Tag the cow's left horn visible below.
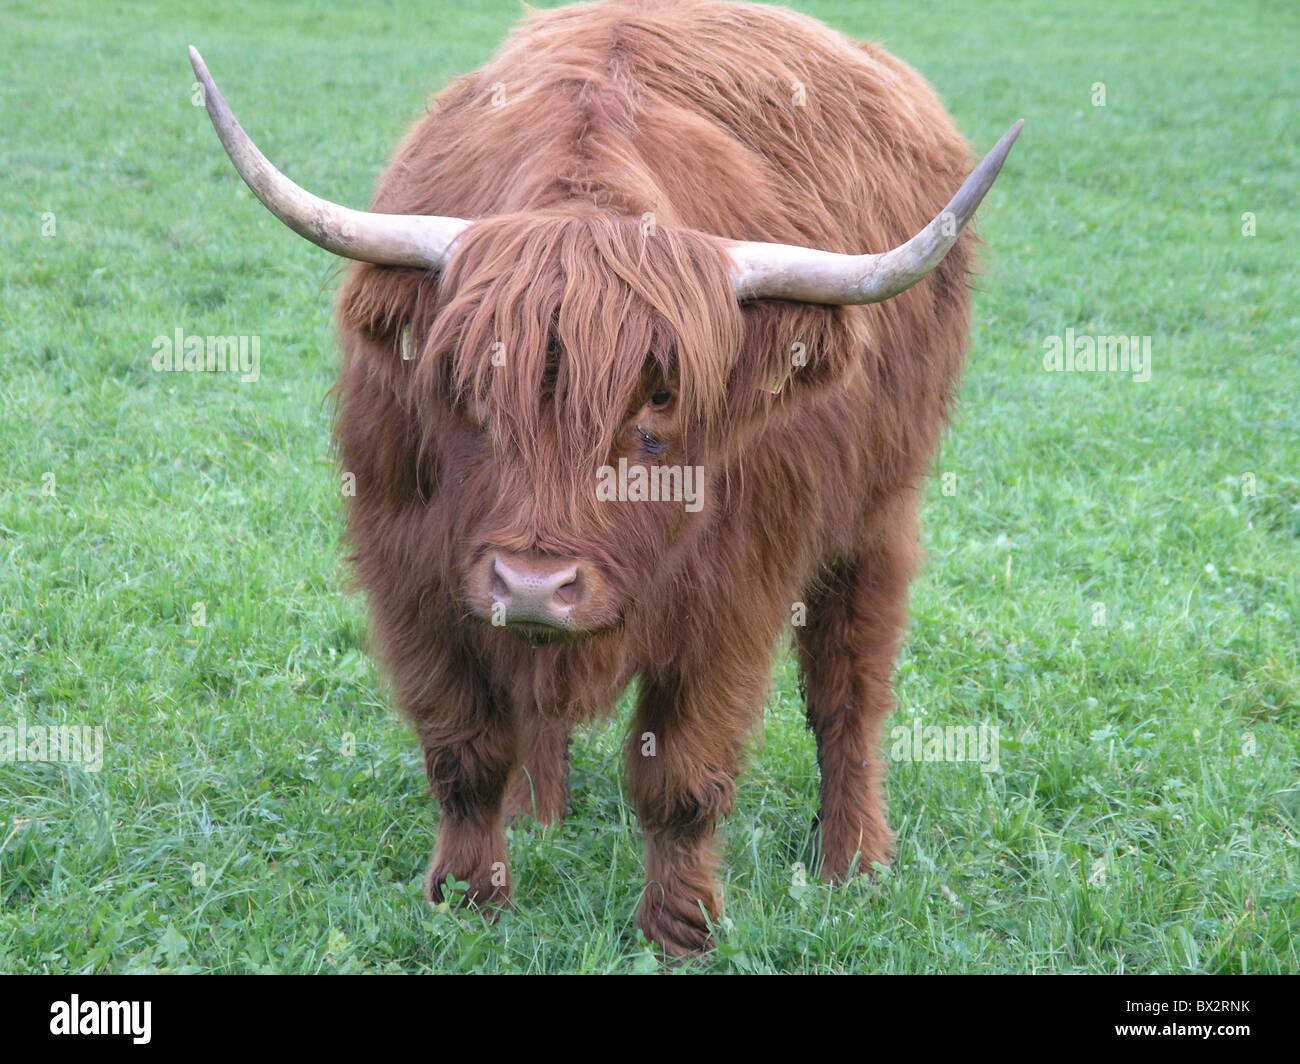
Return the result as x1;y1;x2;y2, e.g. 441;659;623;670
189;47;469;268
725;120;1023;305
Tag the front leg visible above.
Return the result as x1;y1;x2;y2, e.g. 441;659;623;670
796;505;920;881
418;685;516;910
628;659;770;957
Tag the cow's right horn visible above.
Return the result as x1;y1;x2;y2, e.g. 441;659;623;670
189;47;469;269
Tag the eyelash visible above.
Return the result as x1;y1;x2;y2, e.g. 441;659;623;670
636;425;668;455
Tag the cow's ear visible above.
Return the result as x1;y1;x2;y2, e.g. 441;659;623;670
337;263;443;365
726;302;858;420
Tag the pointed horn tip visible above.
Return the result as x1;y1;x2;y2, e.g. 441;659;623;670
976;119;1024;181
188;46;210;82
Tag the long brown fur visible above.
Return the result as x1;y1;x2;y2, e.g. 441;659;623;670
334;0;977;957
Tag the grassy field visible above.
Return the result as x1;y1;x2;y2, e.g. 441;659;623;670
1;0;1297;974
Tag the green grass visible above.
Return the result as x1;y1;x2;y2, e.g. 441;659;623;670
1;0;1297;973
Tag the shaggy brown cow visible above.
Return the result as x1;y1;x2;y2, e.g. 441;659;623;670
190;0;1020;956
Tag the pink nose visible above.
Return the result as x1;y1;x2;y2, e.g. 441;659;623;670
489;553;585;628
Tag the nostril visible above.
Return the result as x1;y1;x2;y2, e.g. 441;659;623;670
489;557;511;601
553;568;582;607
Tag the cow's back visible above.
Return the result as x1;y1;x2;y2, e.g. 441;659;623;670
379;1;971;249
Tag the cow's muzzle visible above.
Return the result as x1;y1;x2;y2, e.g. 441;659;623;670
468;551;601;635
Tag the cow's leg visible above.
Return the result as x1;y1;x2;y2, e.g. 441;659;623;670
503;715;571;826
418;688;516;910
628;659;768;957
796;505;920;881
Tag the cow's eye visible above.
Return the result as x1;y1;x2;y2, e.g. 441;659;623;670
465;395;488;430
649;389;672;409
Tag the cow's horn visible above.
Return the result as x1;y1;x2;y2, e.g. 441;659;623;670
189;47;469;268
725;120;1023;305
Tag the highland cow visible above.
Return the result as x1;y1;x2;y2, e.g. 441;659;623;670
191;0;1020;956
